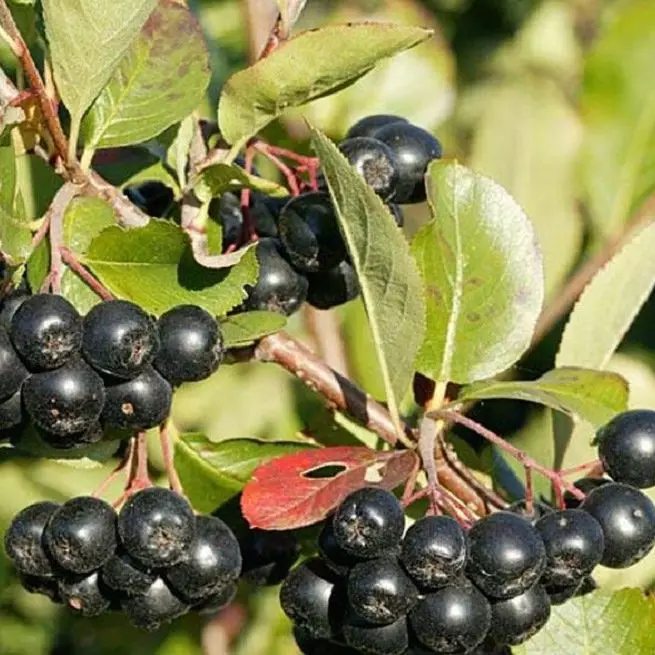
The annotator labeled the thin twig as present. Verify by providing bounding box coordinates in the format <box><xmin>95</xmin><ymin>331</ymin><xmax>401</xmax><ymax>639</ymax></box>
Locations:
<box><xmin>60</xmin><ymin>247</ymin><xmax>114</xmax><ymax>300</ymax></box>
<box><xmin>160</xmin><ymin>420</ymin><xmax>183</xmax><ymax>494</ymax></box>
<box><xmin>44</xmin><ymin>184</ymin><xmax>78</xmax><ymax>293</ymax></box>
<box><xmin>92</xmin><ymin>438</ymin><xmax>135</xmax><ymax>499</ymax></box>
<box><xmin>303</xmin><ymin>305</ymin><xmax>350</xmax><ymax>377</ymax></box>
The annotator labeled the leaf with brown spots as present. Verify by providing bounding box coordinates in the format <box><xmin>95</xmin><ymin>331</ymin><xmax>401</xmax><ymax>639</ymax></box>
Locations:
<box><xmin>241</xmin><ymin>446</ymin><xmax>418</xmax><ymax>530</ymax></box>
<box><xmin>411</xmin><ymin>161</ymin><xmax>544</xmax><ymax>384</ymax></box>
<box><xmin>80</xmin><ymin>0</ymin><xmax>210</xmax><ymax>149</ymax></box>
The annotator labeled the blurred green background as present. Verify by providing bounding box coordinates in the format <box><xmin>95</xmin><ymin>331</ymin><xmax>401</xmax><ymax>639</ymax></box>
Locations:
<box><xmin>3</xmin><ymin>0</ymin><xmax>655</xmax><ymax>653</ymax></box>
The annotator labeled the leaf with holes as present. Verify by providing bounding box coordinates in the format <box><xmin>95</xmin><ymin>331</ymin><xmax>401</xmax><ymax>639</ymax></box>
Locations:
<box><xmin>174</xmin><ymin>434</ymin><xmax>315</xmax><ymax>513</ymax></box>
<box><xmin>241</xmin><ymin>446</ymin><xmax>418</xmax><ymax>530</ymax></box>
<box><xmin>80</xmin><ymin>0</ymin><xmax>210</xmax><ymax>149</ymax></box>
<box><xmin>192</xmin><ymin>163</ymin><xmax>289</xmax><ymax>202</ymax></box>
<box><xmin>455</xmin><ymin>367</ymin><xmax>628</xmax><ymax>428</ymax></box>
<box><xmin>514</xmin><ymin>589</ymin><xmax>655</xmax><ymax>654</ymax></box>
<box><xmin>220</xmin><ymin>312</ymin><xmax>287</xmax><ymax>348</ymax></box>
<box><xmin>412</xmin><ymin>161</ymin><xmax>544</xmax><ymax>384</ymax></box>
<box><xmin>218</xmin><ymin>23</ymin><xmax>430</xmax><ymax>144</ymax></box>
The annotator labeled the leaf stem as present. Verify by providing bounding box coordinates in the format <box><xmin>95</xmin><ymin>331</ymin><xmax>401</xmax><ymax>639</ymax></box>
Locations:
<box><xmin>252</xmin><ymin>141</ymin><xmax>301</xmax><ymax>196</ymax></box>
<box><xmin>92</xmin><ymin>438</ymin><xmax>135</xmax><ymax>499</ymax></box>
<box><xmin>79</xmin><ymin>145</ymin><xmax>95</xmax><ymax>172</ymax></box>
<box><xmin>44</xmin><ymin>184</ymin><xmax>78</xmax><ymax>293</ymax></box>
<box><xmin>59</xmin><ymin>247</ymin><xmax>114</xmax><ymax>300</ymax></box>
<box><xmin>159</xmin><ymin>420</ymin><xmax>183</xmax><ymax>495</ymax></box>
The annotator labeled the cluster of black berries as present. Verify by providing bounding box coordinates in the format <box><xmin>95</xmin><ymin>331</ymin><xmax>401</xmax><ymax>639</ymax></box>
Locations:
<box><xmin>282</xmin><ymin>479</ymin><xmax>655</xmax><ymax>655</ymax></box>
<box><xmin>0</xmin><ymin>291</ymin><xmax>224</xmax><ymax>449</ymax></box>
<box><xmin>4</xmin><ymin>488</ymin><xmax>242</xmax><ymax>629</ymax></box>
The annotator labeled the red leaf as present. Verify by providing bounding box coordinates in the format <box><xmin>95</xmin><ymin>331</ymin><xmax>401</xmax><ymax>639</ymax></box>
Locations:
<box><xmin>241</xmin><ymin>446</ymin><xmax>418</xmax><ymax>530</ymax></box>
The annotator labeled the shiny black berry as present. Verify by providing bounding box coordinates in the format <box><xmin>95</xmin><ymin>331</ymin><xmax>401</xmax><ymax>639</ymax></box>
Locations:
<box><xmin>243</xmin><ymin>238</ymin><xmax>309</xmax><ymax>315</ymax></box>
<box><xmin>338</xmin><ymin>137</ymin><xmax>400</xmax><ymax>200</ymax></box>
<box><xmin>122</xmin><ymin>577</ymin><xmax>189</xmax><ymax>630</ymax></box>
<box><xmin>306</xmin><ymin>261</ymin><xmax>359</xmax><ymax>310</ymax></box>
<box><xmin>596</xmin><ymin>410</ymin><xmax>655</xmax><ymax>489</ymax></box>
<box><xmin>0</xmin><ymin>289</ymin><xmax>29</xmax><ymax>331</ymax></box>
<box><xmin>22</xmin><ymin>359</ymin><xmax>105</xmax><ymax>436</ymax></box>
<box><xmin>347</xmin><ymin>556</ymin><xmax>418</xmax><ymax>625</ymax></box>
<box><xmin>409</xmin><ymin>583</ymin><xmax>491</xmax><ymax>653</ymax></box>
<box><xmin>333</xmin><ymin>487</ymin><xmax>405</xmax><ymax>559</ymax></box>
<box><xmin>342</xmin><ymin>615</ymin><xmax>409</xmax><ymax>655</ymax></box>
<box><xmin>278</xmin><ymin>193</ymin><xmax>347</xmax><ymax>273</ymax></box>
<box><xmin>294</xmin><ymin>628</ymin><xmax>359</xmax><ymax>655</ymax></box>
<box><xmin>118</xmin><ymin>487</ymin><xmax>196</xmax><ymax>567</ymax></box>
<box><xmin>400</xmin><ymin>515</ymin><xmax>468</xmax><ymax>590</ymax></box>
<box><xmin>508</xmin><ymin>499</ymin><xmax>554</xmax><ymax>524</ymax></box>
<box><xmin>0</xmin><ymin>327</ymin><xmax>29</xmax><ymax>401</ymax></box>
<box><xmin>4</xmin><ymin>501</ymin><xmax>59</xmax><ymax>576</ymax></box>
<box><xmin>43</xmin><ymin>496</ymin><xmax>117</xmax><ymax>574</ymax></box>
<box><xmin>58</xmin><ymin>570</ymin><xmax>113</xmax><ymax>617</ymax></box>
<box><xmin>100</xmin><ymin>550</ymin><xmax>157</xmax><ymax>596</ymax></box>
<box><xmin>11</xmin><ymin>294</ymin><xmax>82</xmax><ymax>370</ymax></box>
<box><xmin>0</xmin><ymin>389</ymin><xmax>24</xmax><ymax>431</ymax></box>
<box><xmin>374</xmin><ymin>123</ymin><xmax>443</xmax><ymax>204</ymax></box>
<box><xmin>250</xmin><ymin>192</ymin><xmax>285</xmax><ymax>238</ymax></box>
<box><xmin>279</xmin><ymin>558</ymin><xmax>342</xmax><ymax>639</ymax></box>
<box><xmin>535</xmin><ymin>509</ymin><xmax>604</xmax><ymax>585</ymax></box>
<box><xmin>544</xmin><ymin>580</ymin><xmax>582</xmax><ymax>605</ymax></box>
<box><xmin>154</xmin><ymin>305</ymin><xmax>224</xmax><ymax>385</ymax></box>
<box><xmin>564</xmin><ymin>477</ymin><xmax>610</xmax><ymax>509</ymax></box>
<box><xmin>35</xmin><ymin>420</ymin><xmax>105</xmax><ymax>450</ymax></box>
<box><xmin>318</xmin><ymin>518</ymin><xmax>362</xmax><ymax>576</ymax></box>
<box><xmin>166</xmin><ymin>515</ymin><xmax>241</xmax><ymax>602</ymax></box>
<box><xmin>488</xmin><ymin>585</ymin><xmax>551</xmax><ymax>646</ymax></box>
<box><xmin>194</xmin><ymin>581</ymin><xmax>238</xmax><ymax>615</ymax></box>
<box><xmin>82</xmin><ymin>299</ymin><xmax>159</xmax><ymax>379</ymax></box>
<box><xmin>18</xmin><ymin>573</ymin><xmax>61</xmax><ymax>602</ymax></box>
<box><xmin>213</xmin><ymin>191</ymin><xmax>244</xmax><ymax>250</ymax></box>
<box><xmin>240</xmin><ymin>528</ymin><xmax>300</xmax><ymax>586</ymax></box>
<box><xmin>466</xmin><ymin>511</ymin><xmax>546</xmax><ymax>599</ymax></box>
<box><xmin>581</xmin><ymin>482</ymin><xmax>655</xmax><ymax>568</ymax></box>
<box><xmin>101</xmin><ymin>365</ymin><xmax>172</xmax><ymax>430</ymax></box>
<box><xmin>345</xmin><ymin>115</ymin><xmax>409</xmax><ymax>140</ymax></box>
<box><xmin>124</xmin><ymin>181</ymin><xmax>174</xmax><ymax>217</ymax></box>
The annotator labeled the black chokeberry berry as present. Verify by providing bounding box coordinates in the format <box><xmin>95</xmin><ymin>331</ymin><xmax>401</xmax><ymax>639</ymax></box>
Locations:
<box><xmin>194</xmin><ymin>581</ymin><xmax>238</xmax><ymax>615</ymax></box>
<box><xmin>154</xmin><ymin>305</ymin><xmax>224</xmax><ymax>385</ymax></box>
<box><xmin>374</xmin><ymin>123</ymin><xmax>443</xmax><ymax>204</ymax></box>
<box><xmin>101</xmin><ymin>365</ymin><xmax>172</xmax><ymax>430</ymax></box>
<box><xmin>581</xmin><ymin>482</ymin><xmax>655</xmax><ymax>568</ymax></box>
<box><xmin>294</xmin><ymin>628</ymin><xmax>359</xmax><ymax>655</ymax></box>
<box><xmin>0</xmin><ymin>327</ymin><xmax>29</xmax><ymax>401</ymax></box>
<box><xmin>124</xmin><ymin>181</ymin><xmax>174</xmax><ymax>217</ymax></box>
<box><xmin>338</xmin><ymin>137</ymin><xmax>400</xmax><ymax>201</ymax></box>
<box><xmin>250</xmin><ymin>192</ymin><xmax>285</xmax><ymax>238</ymax></box>
<box><xmin>11</xmin><ymin>294</ymin><xmax>82</xmax><ymax>370</ymax></box>
<box><xmin>243</xmin><ymin>238</ymin><xmax>309</xmax><ymax>316</ymax></box>
<box><xmin>488</xmin><ymin>585</ymin><xmax>551</xmax><ymax>646</ymax></box>
<box><xmin>596</xmin><ymin>410</ymin><xmax>655</xmax><ymax>489</ymax></box>
<box><xmin>239</xmin><ymin>528</ymin><xmax>300</xmax><ymax>586</ymax></box>
<box><xmin>508</xmin><ymin>499</ymin><xmax>554</xmax><ymax>524</ymax></box>
<box><xmin>342</xmin><ymin>615</ymin><xmax>409</xmax><ymax>655</ymax></box>
<box><xmin>22</xmin><ymin>359</ymin><xmax>105</xmax><ymax>436</ymax></box>
<box><xmin>35</xmin><ymin>420</ymin><xmax>105</xmax><ymax>450</ymax></box>
<box><xmin>100</xmin><ymin>550</ymin><xmax>157</xmax><ymax>596</ymax></box>
<box><xmin>0</xmin><ymin>289</ymin><xmax>29</xmax><ymax>331</ymax></box>
<box><xmin>278</xmin><ymin>193</ymin><xmax>347</xmax><ymax>273</ymax></box>
<box><xmin>118</xmin><ymin>487</ymin><xmax>196</xmax><ymax>567</ymax></box>
<box><xmin>18</xmin><ymin>573</ymin><xmax>61</xmax><ymax>602</ymax></box>
<box><xmin>345</xmin><ymin>115</ymin><xmax>409</xmax><ymax>140</ymax></box>
<box><xmin>213</xmin><ymin>191</ymin><xmax>243</xmax><ymax>250</ymax></box>
<box><xmin>306</xmin><ymin>261</ymin><xmax>359</xmax><ymax>310</ymax></box>
<box><xmin>0</xmin><ymin>389</ymin><xmax>24</xmax><ymax>431</ymax></box>
<box><xmin>279</xmin><ymin>558</ymin><xmax>342</xmax><ymax>639</ymax></box>
<box><xmin>58</xmin><ymin>570</ymin><xmax>113</xmax><ymax>617</ymax></box>
<box><xmin>82</xmin><ymin>299</ymin><xmax>159</xmax><ymax>379</ymax></box>
<box><xmin>409</xmin><ymin>583</ymin><xmax>491</xmax><ymax>653</ymax></box>
<box><xmin>318</xmin><ymin>518</ymin><xmax>362</xmax><ymax>577</ymax></box>
<box><xmin>400</xmin><ymin>515</ymin><xmax>468</xmax><ymax>590</ymax></box>
<box><xmin>333</xmin><ymin>487</ymin><xmax>405</xmax><ymax>559</ymax></box>
<box><xmin>122</xmin><ymin>577</ymin><xmax>189</xmax><ymax>630</ymax></box>
<box><xmin>466</xmin><ymin>511</ymin><xmax>546</xmax><ymax>599</ymax></box>
<box><xmin>4</xmin><ymin>501</ymin><xmax>60</xmax><ymax>576</ymax></box>
<box><xmin>535</xmin><ymin>509</ymin><xmax>604</xmax><ymax>585</ymax></box>
<box><xmin>166</xmin><ymin>515</ymin><xmax>241</xmax><ymax>602</ymax></box>
<box><xmin>347</xmin><ymin>556</ymin><xmax>418</xmax><ymax>625</ymax></box>
<box><xmin>544</xmin><ymin>580</ymin><xmax>582</xmax><ymax>605</ymax></box>
<box><xmin>43</xmin><ymin>496</ymin><xmax>117</xmax><ymax>574</ymax></box>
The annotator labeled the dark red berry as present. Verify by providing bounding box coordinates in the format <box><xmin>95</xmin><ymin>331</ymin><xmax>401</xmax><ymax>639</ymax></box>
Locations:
<box><xmin>488</xmin><ymin>585</ymin><xmax>551</xmax><ymax>645</ymax></box>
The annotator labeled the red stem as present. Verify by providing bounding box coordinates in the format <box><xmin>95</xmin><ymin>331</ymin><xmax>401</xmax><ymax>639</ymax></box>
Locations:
<box><xmin>402</xmin><ymin>457</ymin><xmax>421</xmax><ymax>505</ymax></box>
<box><xmin>524</xmin><ymin>466</ymin><xmax>534</xmax><ymax>515</ymax></box>
<box><xmin>160</xmin><ymin>421</ymin><xmax>183</xmax><ymax>494</ymax></box>
<box><xmin>559</xmin><ymin>459</ymin><xmax>604</xmax><ymax>477</ymax></box>
<box><xmin>92</xmin><ymin>438</ymin><xmax>135</xmax><ymax>499</ymax></box>
<box><xmin>59</xmin><ymin>247</ymin><xmax>114</xmax><ymax>300</ymax></box>
<box><xmin>240</xmin><ymin>147</ymin><xmax>257</xmax><ymax>243</ymax></box>
<box><xmin>252</xmin><ymin>142</ymin><xmax>301</xmax><ymax>196</ymax></box>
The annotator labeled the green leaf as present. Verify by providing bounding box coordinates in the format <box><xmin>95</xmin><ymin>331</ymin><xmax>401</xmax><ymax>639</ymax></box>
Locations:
<box><xmin>514</xmin><ymin>589</ymin><xmax>655</xmax><ymax>654</ymax></box>
<box><xmin>276</xmin><ymin>0</ymin><xmax>308</xmax><ymax>36</ymax></box>
<box><xmin>310</xmin><ymin>127</ymin><xmax>426</xmax><ymax>430</ymax></box>
<box><xmin>0</xmin><ymin>145</ymin><xmax>16</xmax><ymax>213</ymax></box>
<box><xmin>83</xmin><ymin>220</ymin><xmax>258</xmax><ymax>316</ymax></box>
<box><xmin>193</xmin><ymin>163</ymin><xmax>289</xmax><ymax>202</ymax></box>
<box><xmin>411</xmin><ymin>161</ymin><xmax>544</xmax><ymax>384</ymax></box>
<box><xmin>0</xmin><ymin>210</ymin><xmax>32</xmax><ymax>263</ymax></box>
<box><xmin>174</xmin><ymin>434</ymin><xmax>315</xmax><ymax>513</ymax></box>
<box><xmin>220</xmin><ymin>312</ymin><xmax>286</xmax><ymax>348</ymax></box>
<box><xmin>42</xmin><ymin>0</ymin><xmax>158</xmax><ymax>125</ymax></box>
<box><xmin>80</xmin><ymin>0</ymin><xmax>210</xmax><ymax>149</ymax></box>
<box><xmin>557</xmin><ymin>221</ymin><xmax>655</xmax><ymax>369</ymax></box>
<box><xmin>455</xmin><ymin>368</ymin><xmax>628</xmax><ymax>428</ymax></box>
<box><xmin>218</xmin><ymin>23</ymin><xmax>431</xmax><ymax>144</ymax></box>
<box><xmin>580</xmin><ymin>0</ymin><xmax>655</xmax><ymax>237</ymax></box>
<box><xmin>469</xmin><ymin>77</ymin><xmax>583</xmax><ymax>296</ymax></box>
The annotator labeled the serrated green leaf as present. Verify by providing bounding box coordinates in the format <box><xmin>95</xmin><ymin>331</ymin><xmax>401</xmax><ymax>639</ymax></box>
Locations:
<box><xmin>557</xmin><ymin>222</ymin><xmax>655</xmax><ymax>369</ymax></box>
<box><xmin>412</xmin><ymin>161</ymin><xmax>544</xmax><ymax>384</ymax></box>
<box><xmin>455</xmin><ymin>368</ymin><xmax>628</xmax><ymax>428</ymax></box>
<box><xmin>83</xmin><ymin>220</ymin><xmax>258</xmax><ymax>316</ymax></box>
<box><xmin>515</xmin><ymin>589</ymin><xmax>655</xmax><ymax>654</ymax></box>
<box><xmin>42</xmin><ymin>0</ymin><xmax>158</xmax><ymax>125</ymax></box>
<box><xmin>174</xmin><ymin>434</ymin><xmax>315</xmax><ymax>513</ymax></box>
<box><xmin>469</xmin><ymin>77</ymin><xmax>583</xmax><ymax>296</ymax></box>
<box><xmin>218</xmin><ymin>23</ymin><xmax>431</xmax><ymax>144</ymax></box>
<box><xmin>310</xmin><ymin>127</ymin><xmax>425</xmax><ymax>431</ymax></box>
<box><xmin>220</xmin><ymin>311</ymin><xmax>286</xmax><ymax>348</ymax></box>
<box><xmin>80</xmin><ymin>0</ymin><xmax>210</xmax><ymax>149</ymax></box>
<box><xmin>193</xmin><ymin>163</ymin><xmax>289</xmax><ymax>202</ymax></box>
<box><xmin>580</xmin><ymin>0</ymin><xmax>655</xmax><ymax>237</ymax></box>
